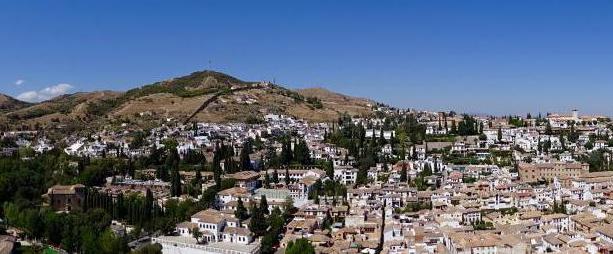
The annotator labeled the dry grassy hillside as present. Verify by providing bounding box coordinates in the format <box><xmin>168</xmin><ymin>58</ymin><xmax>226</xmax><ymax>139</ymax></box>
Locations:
<box><xmin>0</xmin><ymin>94</ymin><xmax>31</xmax><ymax>113</ymax></box>
<box><xmin>1</xmin><ymin>70</ymin><xmax>375</xmax><ymax>131</ymax></box>
<box><xmin>6</xmin><ymin>91</ymin><xmax>122</xmax><ymax>122</ymax></box>
<box><xmin>296</xmin><ymin>88</ymin><xmax>374</xmax><ymax>119</ymax></box>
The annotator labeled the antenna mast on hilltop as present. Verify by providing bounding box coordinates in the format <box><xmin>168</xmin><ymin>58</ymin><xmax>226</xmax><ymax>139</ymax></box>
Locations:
<box><xmin>208</xmin><ymin>60</ymin><xmax>212</xmax><ymax>70</ymax></box>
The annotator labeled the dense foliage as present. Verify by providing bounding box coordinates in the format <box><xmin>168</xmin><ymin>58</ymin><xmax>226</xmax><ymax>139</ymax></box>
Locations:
<box><xmin>0</xmin><ymin>140</ymin><xmax>239</xmax><ymax>253</ymax></box>
<box><xmin>285</xmin><ymin>238</ymin><xmax>315</xmax><ymax>254</ymax></box>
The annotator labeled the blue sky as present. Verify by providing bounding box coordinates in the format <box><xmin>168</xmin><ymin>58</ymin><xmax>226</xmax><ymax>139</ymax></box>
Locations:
<box><xmin>1</xmin><ymin>1</ymin><xmax>612</xmax><ymax>115</ymax></box>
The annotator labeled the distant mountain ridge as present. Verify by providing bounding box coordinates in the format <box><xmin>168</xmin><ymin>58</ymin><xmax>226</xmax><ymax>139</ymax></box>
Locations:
<box><xmin>1</xmin><ymin>70</ymin><xmax>375</xmax><ymax>131</ymax></box>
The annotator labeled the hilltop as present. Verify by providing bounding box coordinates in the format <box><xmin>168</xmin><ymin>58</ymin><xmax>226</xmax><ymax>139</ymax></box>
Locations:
<box><xmin>1</xmin><ymin>70</ymin><xmax>375</xmax><ymax>131</ymax></box>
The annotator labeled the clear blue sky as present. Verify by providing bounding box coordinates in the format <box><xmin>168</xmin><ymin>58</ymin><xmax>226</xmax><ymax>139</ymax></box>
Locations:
<box><xmin>1</xmin><ymin>1</ymin><xmax>612</xmax><ymax>115</ymax></box>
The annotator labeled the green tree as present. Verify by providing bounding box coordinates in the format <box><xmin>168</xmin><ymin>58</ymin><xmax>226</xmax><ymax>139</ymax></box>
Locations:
<box><xmin>356</xmin><ymin>167</ymin><xmax>368</xmax><ymax>185</ymax></box>
<box><xmin>545</xmin><ymin>121</ymin><xmax>553</xmax><ymax>135</ymax></box>
<box><xmin>144</xmin><ymin>189</ymin><xmax>154</xmax><ymax>227</ymax></box>
<box><xmin>400</xmin><ymin>165</ymin><xmax>407</xmax><ymax>183</ymax></box>
<box><xmin>195</xmin><ymin>165</ymin><xmax>203</xmax><ymax>185</ymax></box>
<box><xmin>272</xmin><ymin>169</ymin><xmax>279</xmax><ymax>183</ymax></box>
<box><xmin>285</xmin><ymin>167</ymin><xmax>290</xmax><ymax>185</ymax></box>
<box><xmin>422</xmin><ymin>163</ymin><xmax>432</xmax><ymax>177</ymax></box>
<box><xmin>321</xmin><ymin>211</ymin><xmax>333</xmax><ymax>230</ymax></box>
<box><xmin>285</xmin><ymin>238</ymin><xmax>315</xmax><ymax>254</ymax></box>
<box><xmin>260</xmin><ymin>207</ymin><xmax>285</xmax><ymax>254</ymax></box>
<box><xmin>568</xmin><ymin>125</ymin><xmax>579</xmax><ymax>142</ymax></box>
<box><xmin>559</xmin><ymin>134</ymin><xmax>566</xmax><ymax>150</ymax></box>
<box><xmin>259</xmin><ymin>195</ymin><xmax>269</xmax><ymax>215</ymax></box>
<box><xmin>81</xmin><ymin>228</ymin><xmax>99</xmax><ymax>254</ymax></box>
<box><xmin>213</xmin><ymin>149</ymin><xmax>222</xmax><ymax>188</ymax></box>
<box><xmin>293</xmin><ymin>138</ymin><xmax>311</xmax><ymax>165</ymax></box>
<box><xmin>99</xmin><ymin>229</ymin><xmax>129</xmax><ymax>254</ymax></box>
<box><xmin>280</xmin><ymin>138</ymin><xmax>293</xmax><ymax>165</ymax></box>
<box><xmin>264</xmin><ymin>172</ymin><xmax>271</xmax><ymax>188</ymax></box>
<box><xmin>131</xmin><ymin>244</ymin><xmax>163</xmax><ymax>254</ymax></box>
<box><xmin>378</xmin><ymin>129</ymin><xmax>386</xmax><ymax>145</ymax></box>
<box><xmin>165</xmin><ymin>147</ymin><xmax>180</xmax><ymax>173</ymax></box>
<box><xmin>282</xmin><ymin>196</ymin><xmax>294</xmax><ymax>218</ymax></box>
<box><xmin>248</xmin><ymin>204</ymin><xmax>268</xmax><ymax>237</ymax></box>
<box><xmin>170</xmin><ymin>167</ymin><xmax>182</xmax><ymax>197</ymax></box>
<box><xmin>585</xmin><ymin>141</ymin><xmax>594</xmax><ymax>150</ymax></box>
<box><xmin>192</xmin><ymin>229</ymin><xmax>203</xmax><ymax>244</ymax></box>
<box><xmin>235</xmin><ymin>198</ymin><xmax>249</xmax><ymax>220</ymax></box>
<box><xmin>240</xmin><ymin>142</ymin><xmax>253</xmax><ymax>171</ymax></box>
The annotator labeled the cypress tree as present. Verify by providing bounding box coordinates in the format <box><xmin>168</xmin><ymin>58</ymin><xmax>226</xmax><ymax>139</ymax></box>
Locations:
<box><xmin>260</xmin><ymin>195</ymin><xmax>269</xmax><ymax>215</ymax></box>
<box><xmin>285</xmin><ymin>167</ymin><xmax>290</xmax><ymax>185</ymax></box>
<box><xmin>171</xmin><ymin>168</ymin><xmax>181</xmax><ymax>197</ymax></box>
<box><xmin>213</xmin><ymin>149</ymin><xmax>222</xmax><ymax>189</ymax></box>
<box><xmin>224</xmin><ymin>157</ymin><xmax>235</xmax><ymax>174</ymax></box>
<box><xmin>235</xmin><ymin>198</ymin><xmax>248</xmax><ymax>221</ymax></box>
<box><xmin>545</xmin><ymin>121</ymin><xmax>553</xmax><ymax>135</ymax></box>
<box><xmin>272</xmin><ymin>168</ymin><xmax>279</xmax><ymax>183</ymax></box>
<box><xmin>127</xmin><ymin>158</ymin><xmax>135</xmax><ymax>178</ymax></box>
<box><xmin>443</xmin><ymin>113</ymin><xmax>448</xmax><ymax>131</ymax></box>
<box><xmin>165</xmin><ymin>148</ymin><xmax>180</xmax><ymax>179</ymax></box>
<box><xmin>240</xmin><ymin>144</ymin><xmax>252</xmax><ymax>171</ymax></box>
<box><xmin>248</xmin><ymin>203</ymin><xmax>268</xmax><ymax>237</ymax></box>
<box><xmin>293</xmin><ymin>138</ymin><xmax>311</xmax><ymax>165</ymax></box>
<box><xmin>258</xmin><ymin>154</ymin><xmax>264</xmax><ymax>172</ymax></box>
<box><xmin>281</xmin><ymin>137</ymin><xmax>293</xmax><ymax>165</ymax></box>
<box><xmin>145</xmin><ymin>189</ymin><xmax>153</xmax><ymax>220</ymax></box>
<box><xmin>195</xmin><ymin>165</ymin><xmax>203</xmax><ymax>185</ymax></box>
<box><xmin>83</xmin><ymin>188</ymin><xmax>90</xmax><ymax>211</ymax></box>
<box><xmin>400</xmin><ymin>165</ymin><xmax>408</xmax><ymax>183</ymax></box>
<box><xmin>264</xmin><ymin>172</ymin><xmax>271</xmax><ymax>188</ymax></box>
<box><xmin>433</xmin><ymin>157</ymin><xmax>439</xmax><ymax>172</ymax></box>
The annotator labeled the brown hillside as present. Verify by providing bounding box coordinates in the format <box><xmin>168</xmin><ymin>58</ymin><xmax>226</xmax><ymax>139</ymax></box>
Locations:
<box><xmin>1</xmin><ymin>70</ymin><xmax>376</xmax><ymax>130</ymax></box>
<box><xmin>0</xmin><ymin>94</ymin><xmax>31</xmax><ymax>112</ymax></box>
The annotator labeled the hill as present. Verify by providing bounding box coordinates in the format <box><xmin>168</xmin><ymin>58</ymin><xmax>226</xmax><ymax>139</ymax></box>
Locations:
<box><xmin>0</xmin><ymin>94</ymin><xmax>31</xmax><ymax>112</ymax></box>
<box><xmin>6</xmin><ymin>91</ymin><xmax>122</xmax><ymax>121</ymax></box>
<box><xmin>296</xmin><ymin>87</ymin><xmax>373</xmax><ymax>119</ymax></box>
<box><xmin>1</xmin><ymin>70</ymin><xmax>375</xmax><ymax>131</ymax></box>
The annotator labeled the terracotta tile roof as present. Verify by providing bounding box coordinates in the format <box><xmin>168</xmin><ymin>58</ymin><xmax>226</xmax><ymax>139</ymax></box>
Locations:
<box><xmin>192</xmin><ymin>209</ymin><xmax>225</xmax><ymax>224</ymax></box>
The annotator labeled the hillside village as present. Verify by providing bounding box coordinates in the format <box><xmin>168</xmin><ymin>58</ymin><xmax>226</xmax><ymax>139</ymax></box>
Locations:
<box><xmin>4</xmin><ymin>1</ymin><xmax>613</xmax><ymax>254</ymax></box>
<box><xmin>1</xmin><ymin>102</ymin><xmax>613</xmax><ymax>254</ymax></box>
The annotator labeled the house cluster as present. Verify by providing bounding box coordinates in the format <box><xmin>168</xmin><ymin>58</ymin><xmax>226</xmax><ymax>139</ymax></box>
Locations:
<box><xmin>0</xmin><ymin>130</ymin><xmax>54</xmax><ymax>154</ymax></box>
<box><xmin>349</xmin><ymin>169</ymin><xmax>613</xmax><ymax>254</ymax></box>
<box><xmin>23</xmin><ymin>107</ymin><xmax>613</xmax><ymax>254</ymax></box>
